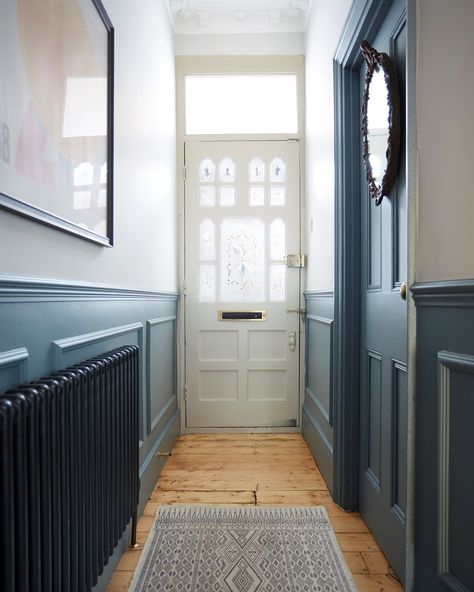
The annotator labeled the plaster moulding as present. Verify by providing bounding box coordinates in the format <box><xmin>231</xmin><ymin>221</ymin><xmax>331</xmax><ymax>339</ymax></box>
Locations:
<box><xmin>166</xmin><ymin>0</ymin><xmax>311</xmax><ymax>34</ymax></box>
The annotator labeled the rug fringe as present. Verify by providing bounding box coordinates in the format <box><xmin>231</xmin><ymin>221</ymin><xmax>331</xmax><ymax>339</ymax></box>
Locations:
<box><xmin>154</xmin><ymin>504</ymin><xmax>330</xmax><ymax>524</ymax></box>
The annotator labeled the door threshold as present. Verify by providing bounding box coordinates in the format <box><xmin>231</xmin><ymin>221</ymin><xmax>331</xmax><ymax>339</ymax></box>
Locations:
<box><xmin>182</xmin><ymin>426</ymin><xmax>302</xmax><ymax>434</ymax></box>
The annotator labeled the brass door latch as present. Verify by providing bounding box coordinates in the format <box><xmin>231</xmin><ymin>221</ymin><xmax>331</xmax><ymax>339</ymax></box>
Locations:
<box><xmin>286</xmin><ymin>307</ymin><xmax>307</xmax><ymax>320</ymax></box>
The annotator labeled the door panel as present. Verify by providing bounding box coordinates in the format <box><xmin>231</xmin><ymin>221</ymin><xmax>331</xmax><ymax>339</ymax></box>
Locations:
<box><xmin>359</xmin><ymin>0</ymin><xmax>407</xmax><ymax>580</ymax></box>
<box><xmin>184</xmin><ymin>141</ymin><xmax>301</xmax><ymax>428</ymax></box>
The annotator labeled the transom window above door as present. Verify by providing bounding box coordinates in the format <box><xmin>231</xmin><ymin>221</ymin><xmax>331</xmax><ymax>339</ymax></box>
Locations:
<box><xmin>184</xmin><ymin>74</ymin><xmax>298</xmax><ymax>135</ymax></box>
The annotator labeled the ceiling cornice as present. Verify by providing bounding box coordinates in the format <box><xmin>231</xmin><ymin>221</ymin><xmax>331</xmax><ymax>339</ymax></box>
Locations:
<box><xmin>165</xmin><ymin>0</ymin><xmax>312</xmax><ymax>34</ymax></box>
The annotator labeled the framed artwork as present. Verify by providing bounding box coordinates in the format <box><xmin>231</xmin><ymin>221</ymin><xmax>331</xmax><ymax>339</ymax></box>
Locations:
<box><xmin>0</xmin><ymin>0</ymin><xmax>114</xmax><ymax>246</ymax></box>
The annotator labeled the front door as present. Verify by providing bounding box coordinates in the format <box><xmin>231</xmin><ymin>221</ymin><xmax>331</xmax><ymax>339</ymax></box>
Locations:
<box><xmin>358</xmin><ymin>0</ymin><xmax>407</xmax><ymax>581</ymax></box>
<box><xmin>184</xmin><ymin>140</ymin><xmax>301</xmax><ymax>428</ymax></box>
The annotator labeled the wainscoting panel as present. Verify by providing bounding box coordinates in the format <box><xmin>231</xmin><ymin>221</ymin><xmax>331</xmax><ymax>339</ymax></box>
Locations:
<box><xmin>0</xmin><ymin>274</ymin><xmax>180</xmax><ymax>536</ymax></box>
<box><xmin>52</xmin><ymin>322</ymin><xmax>144</xmax><ymax>369</ymax></box>
<box><xmin>412</xmin><ymin>280</ymin><xmax>474</xmax><ymax>592</ymax></box>
<box><xmin>437</xmin><ymin>351</ymin><xmax>474</xmax><ymax>592</ymax></box>
<box><xmin>147</xmin><ymin>316</ymin><xmax>177</xmax><ymax>435</ymax></box>
<box><xmin>303</xmin><ymin>292</ymin><xmax>334</xmax><ymax>492</ymax></box>
<box><xmin>0</xmin><ymin>347</ymin><xmax>28</xmax><ymax>393</ymax></box>
<box><xmin>306</xmin><ymin>315</ymin><xmax>333</xmax><ymax>424</ymax></box>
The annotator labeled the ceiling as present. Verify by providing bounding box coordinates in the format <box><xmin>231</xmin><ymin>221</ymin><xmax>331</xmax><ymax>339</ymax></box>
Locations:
<box><xmin>165</xmin><ymin>0</ymin><xmax>312</xmax><ymax>34</ymax></box>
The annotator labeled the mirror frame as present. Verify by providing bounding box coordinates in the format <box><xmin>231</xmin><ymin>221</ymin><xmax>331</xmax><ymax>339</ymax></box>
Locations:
<box><xmin>360</xmin><ymin>40</ymin><xmax>401</xmax><ymax>205</ymax></box>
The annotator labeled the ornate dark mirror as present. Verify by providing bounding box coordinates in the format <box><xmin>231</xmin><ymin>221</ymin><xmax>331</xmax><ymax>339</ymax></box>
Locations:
<box><xmin>361</xmin><ymin>40</ymin><xmax>401</xmax><ymax>205</ymax></box>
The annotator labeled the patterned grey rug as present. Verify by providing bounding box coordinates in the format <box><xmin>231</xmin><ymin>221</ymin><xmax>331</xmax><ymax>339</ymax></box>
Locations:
<box><xmin>129</xmin><ymin>506</ymin><xmax>357</xmax><ymax>591</ymax></box>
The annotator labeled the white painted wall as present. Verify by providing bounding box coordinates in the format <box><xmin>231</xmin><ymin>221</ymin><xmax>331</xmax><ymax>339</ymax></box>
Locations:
<box><xmin>416</xmin><ymin>0</ymin><xmax>474</xmax><ymax>281</ymax></box>
<box><xmin>304</xmin><ymin>0</ymin><xmax>351</xmax><ymax>291</ymax></box>
<box><xmin>0</xmin><ymin>0</ymin><xmax>177</xmax><ymax>292</ymax></box>
<box><xmin>175</xmin><ymin>33</ymin><xmax>304</xmax><ymax>56</ymax></box>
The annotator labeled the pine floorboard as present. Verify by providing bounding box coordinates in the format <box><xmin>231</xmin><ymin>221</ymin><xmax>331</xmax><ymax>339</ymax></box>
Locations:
<box><xmin>106</xmin><ymin>434</ymin><xmax>403</xmax><ymax>591</ymax></box>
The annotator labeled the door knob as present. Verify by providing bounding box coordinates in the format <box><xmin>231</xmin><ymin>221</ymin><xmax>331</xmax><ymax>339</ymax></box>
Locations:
<box><xmin>400</xmin><ymin>281</ymin><xmax>407</xmax><ymax>301</ymax></box>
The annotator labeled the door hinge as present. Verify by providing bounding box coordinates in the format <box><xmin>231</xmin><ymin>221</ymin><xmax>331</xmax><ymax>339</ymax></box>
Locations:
<box><xmin>182</xmin><ymin>281</ymin><xmax>186</xmax><ymax>296</ymax></box>
<box><xmin>184</xmin><ymin>385</ymin><xmax>188</xmax><ymax>400</ymax></box>
<box><xmin>286</xmin><ymin>254</ymin><xmax>306</xmax><ymax>268</ymax></box>
<box><xmin>183</xmin><ymin>166</ymin><xmax>187</xmax><ymax>181</ymax></box>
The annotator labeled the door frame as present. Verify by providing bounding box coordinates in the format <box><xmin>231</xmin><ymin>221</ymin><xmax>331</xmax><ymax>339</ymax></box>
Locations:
<box><xmin>175</xmin><ymin>56</ymin><xmax>306</xmax><ymax>433</ymax></box>
<box><xmin>333</xmin><ymin>0</ymin><xmax>417</xmax><ymax>587</ymax></box>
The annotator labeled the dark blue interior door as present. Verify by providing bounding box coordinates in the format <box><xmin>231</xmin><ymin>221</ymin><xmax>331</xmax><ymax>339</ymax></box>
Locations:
<box><xmin>358</xmin><ymin>0</ymin><xmax>407</xmax><ymax>581</ymax></box>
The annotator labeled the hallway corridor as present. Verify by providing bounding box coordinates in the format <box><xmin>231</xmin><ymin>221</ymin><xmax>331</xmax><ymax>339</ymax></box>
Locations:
<box><xmin>106</xmin><ymin>434</ymin><xmax>402</xmax><ymax>591</ymax></box>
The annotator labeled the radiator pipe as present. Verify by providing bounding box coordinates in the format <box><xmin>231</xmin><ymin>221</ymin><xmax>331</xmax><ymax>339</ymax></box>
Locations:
<box><xmin>130</xmin><ymin>509</ymin><xmax>139</xmax><ymax>548</ymax></box>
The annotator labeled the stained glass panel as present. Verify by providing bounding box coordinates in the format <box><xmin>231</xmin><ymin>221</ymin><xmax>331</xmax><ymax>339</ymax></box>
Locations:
<box><xmin>200</xmin><ymin>158</ymin><xmax>215</xmax><ymax>182</ymax></box>
<box><xmin>219</xmin><ymin>158</ymin><xmax>236</xmax><ymax>183</ymax></box>
<box><xmin>270</xmin><ymin>265</ymin><xmax>286</xmax><ymax>301</ymax></box>
<box><xmin>200</xmin><ymin>219</ymin><xmax>215</xmax><ymax>261</ymax></box>
<box><xmin>199</xmin><ymin>186</ymin><xmax>216</xmax><ymax>207</ymax></box>
<box><xmin>249</xmin><ymin>158</ymin><xmax>265</xmax><ymax>183</ymax></box>
<box><xmin>221</xmin><ymin>218</ymin><xmax>265</xmax><ymax>302</ymax></box>
<box><xmin>271</xmin><ymin>219</ymin><xmax>286</xmax><ymax>260</ymax></box>
<box><xmin>199</xmin><ymin>265</ymin><xmax>216</xmax><ymax>302</ymax></box>
<box><xmin>219</xmin><ymin>187</ymin><xmax>235</xmax><ymax>207</ymax></box>
<box><xmin>270</xmin><ymin>186</ymin><xmax>286</xmax><ymax>206</ymax></box>
<box><xmin>249</xmin><ymin>186</ymin><xmax>265</xmax><ymax>207</ymax></box>
<box><xmin>270</xmin><ymin>158</ymin><xmax>286</xmax><ymax>182</ymax></box>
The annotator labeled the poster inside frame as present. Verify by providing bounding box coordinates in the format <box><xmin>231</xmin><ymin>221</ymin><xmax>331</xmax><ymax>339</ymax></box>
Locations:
<box><xmin>0</xmin><ymin>0</ymin><xmax>114</xmax><ymax>246</ymax></box>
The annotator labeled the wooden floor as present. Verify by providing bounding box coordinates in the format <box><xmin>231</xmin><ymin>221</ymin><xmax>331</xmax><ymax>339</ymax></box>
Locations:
<box><xmin>106</xmin><ymin>434</ymin><xmax>402</xmax><ymax>591</ymax></box>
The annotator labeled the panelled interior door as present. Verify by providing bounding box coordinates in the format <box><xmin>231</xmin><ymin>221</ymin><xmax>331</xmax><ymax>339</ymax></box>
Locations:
<box><xmin>184</xmin><ymin>140</ymin><xmax>301</xmax><ymax>428</ymax></box>
<box><xmin>358</xmin><ymin>0</ymin><xmax>407</xmax><ymax>581</ymax></box>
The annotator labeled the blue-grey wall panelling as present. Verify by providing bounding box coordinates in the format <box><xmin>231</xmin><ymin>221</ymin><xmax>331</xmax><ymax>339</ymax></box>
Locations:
<box><xmin>53</xmin><ymin>322</ymin><xmax>146</xmax><ymax>440</ymax></box>
<box><xmin>0</xmin><ymin>347</ymin><xmax>28</xmax><ymax>393</ymax></box>
<box><xmin>0</xmin><ymin>274</ymin><xmax>180</xmax><ymax>590</ymax></box>
<box><xmin>146</xmin><ymin>316</ymin><xmax>177</xmax><ymax>434</ymax></box>
<box><xmin>412</xmin><ymin>280</ymin><xmax>474</xmax><ymax>592</ymax></box>
<box><xmin>303</xmin><ymin>292</ymin><xmax>334</xmax><ymax>492</ymax></box>
<box><xmin>52</xmin><ymin>322</ymin><xmax>144</xmax><ymax>369</ymax></box>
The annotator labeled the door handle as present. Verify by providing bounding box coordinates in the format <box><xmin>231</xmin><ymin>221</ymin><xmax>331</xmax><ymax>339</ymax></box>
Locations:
<box><xmin>287</xmin><ymin>307</ymin><xmax>306</xmax><ymax>320</ymax></box>
<box><xmin>400</xmin><ymin>281</ymin><xmax>407</xmax><ymax>301</ymax></box>
<box><xmin>288</xmin><ymin>330</ymin><xmax>297</xmax><ymax>353</ymax></box>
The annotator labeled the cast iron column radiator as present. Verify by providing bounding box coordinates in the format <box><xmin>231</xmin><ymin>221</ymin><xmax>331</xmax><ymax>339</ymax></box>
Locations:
<box><xmin>0</xmin><ymin>345</ymin><xmax>140</xmax><ymax>592</ymax></box>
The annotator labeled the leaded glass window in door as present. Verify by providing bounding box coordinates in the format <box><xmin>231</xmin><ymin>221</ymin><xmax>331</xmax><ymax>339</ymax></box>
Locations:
<box><xmin>199</xmin><ymin>219</ymin><xmax>215</xmax><ymax>260</ymax></box>
<box><xmin>198</xmin><ymin>157</ymin><xmax>237</xmax><ymax>209</ymax></box>
<box><xmin>221</xmin><ymin>218</ymin><xmax>265</xmax><ymax>302</ymax></box>
<box><xmin>249</xmin><ymin>157</ymin><xmax>265</xmax><ymax>206</ymax></box>
<box><xmin>200</xmin><ymin>158</ymin><xmax>215</xmax><ymax>182</ymax></box>
<box><xmin>197</xmin><ymin>154</ymin><xmax>291</xmax><ymax>303</ymax></box>
<box><xmin>270</xmin><ymin>157</ymin><xmax>286</xmax><ymax>206</ymax></box>
<box><xmin>270</xmin><ymin>218</ymin><xmax>286</xmax><ymax>301</ymax></box>
<box><xmin>220</xmin><ymin>158</ymin><xmax>235</xmax><ymax>183</ymax></box>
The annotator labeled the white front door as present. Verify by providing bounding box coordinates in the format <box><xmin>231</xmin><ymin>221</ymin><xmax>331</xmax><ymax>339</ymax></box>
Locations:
<box><xmin>184</xmin><ymin>140</ymin><xmax>301</xmax><ymax>428</ymax></box>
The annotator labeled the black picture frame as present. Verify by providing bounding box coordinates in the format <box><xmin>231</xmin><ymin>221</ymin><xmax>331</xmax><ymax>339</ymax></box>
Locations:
<box><xmin>0</xmin><ymin>0</ymin><xmax>114</xmax><ymax>246</ymax></box>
